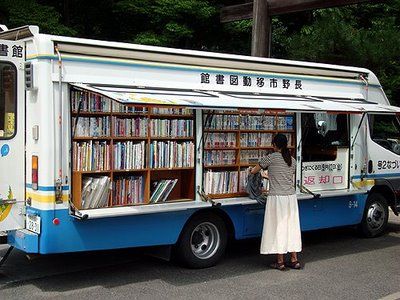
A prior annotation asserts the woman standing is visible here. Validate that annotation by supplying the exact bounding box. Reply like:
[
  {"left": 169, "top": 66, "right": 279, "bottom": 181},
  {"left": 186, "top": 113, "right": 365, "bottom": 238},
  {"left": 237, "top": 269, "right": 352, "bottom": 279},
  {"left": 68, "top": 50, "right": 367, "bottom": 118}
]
[{"left": 251, "top": 133, "right": 302, "bottom": 271}]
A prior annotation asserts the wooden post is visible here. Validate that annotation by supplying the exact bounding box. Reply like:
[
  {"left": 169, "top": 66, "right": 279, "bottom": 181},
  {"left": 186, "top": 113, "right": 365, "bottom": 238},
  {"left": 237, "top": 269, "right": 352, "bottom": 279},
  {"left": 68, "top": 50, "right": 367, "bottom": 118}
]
[{"left": 251, "top": 0, "right": 271, "bottom": 57}]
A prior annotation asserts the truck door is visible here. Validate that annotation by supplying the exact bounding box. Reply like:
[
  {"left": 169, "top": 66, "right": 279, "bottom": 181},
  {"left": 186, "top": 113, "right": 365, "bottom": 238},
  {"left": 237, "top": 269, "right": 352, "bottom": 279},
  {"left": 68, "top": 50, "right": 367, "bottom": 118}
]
[
  {"left": 0, "top": 40, "right": 25, "bottom": 231},
  {"left": 367, "top": 113, "right": 400, "bottom": 214},
  {"left": 300, "top": 113, "right": 350, "bottom": 192}
]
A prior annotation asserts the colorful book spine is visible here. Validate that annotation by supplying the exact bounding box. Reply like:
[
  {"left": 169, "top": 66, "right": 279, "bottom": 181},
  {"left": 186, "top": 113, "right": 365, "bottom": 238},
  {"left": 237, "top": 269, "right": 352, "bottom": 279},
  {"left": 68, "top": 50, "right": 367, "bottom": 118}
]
[
  {"left": 73, "top": 140, "right": 110, "bottom": 171},
  {"left": 113, "top": 141, "right": 146, "bottom": 170},
  {"left": 205, "top": 133, "right": 236, "bottom": 148},
  {"left": 240, "top": 115, "right": 275, "bottom": 130},
  {"left": 204, "top": 150, "right": 236, "bottom": 166},
  {"left": 203, "top": 170, "right": 238, "bottom": 194},
  {"left": 150, "top": 179, "right": 178, "bottom": 203},
  {"left": 113, "top": 176, "right": 144, "bottom": 205},
  {"left": 240, "top": 133, "right": 272, "bottom": 147},
  {"left": 204, "top": 115, "right": 239, "bottom": 130},
  {"left": 277, "top": 116, "right": 294, "bottom": 130},
  {"left": 240, "top": 150, "right": 261, "bottom": 164},
  {"left": 150, "top": 119, "right": 193, "bottom": 137},
  {"left": 113, "top": 103, "right": 147, "bottom": 114},
  {"left": 152, "top": 108, "right": 193, "bottom": 115},
  {"left": 71, "top": 89, "right": 111, "bottom": 112},
  {"left": 73, "top": 117, "right": 111, "bottom": 137},
  {"left": 149, "top": 141, "right": 194, "bottom": 168},
  {"left": 113, "top": 117, "right": 148, "bottom": 137}
]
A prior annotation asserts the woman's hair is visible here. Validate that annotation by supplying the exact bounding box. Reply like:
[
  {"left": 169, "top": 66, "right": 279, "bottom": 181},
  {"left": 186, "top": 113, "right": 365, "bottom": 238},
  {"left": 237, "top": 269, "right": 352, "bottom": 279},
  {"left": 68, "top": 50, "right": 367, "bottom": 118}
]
[{"left": 273, "top": 133, "right": 292, "bottom": 167}]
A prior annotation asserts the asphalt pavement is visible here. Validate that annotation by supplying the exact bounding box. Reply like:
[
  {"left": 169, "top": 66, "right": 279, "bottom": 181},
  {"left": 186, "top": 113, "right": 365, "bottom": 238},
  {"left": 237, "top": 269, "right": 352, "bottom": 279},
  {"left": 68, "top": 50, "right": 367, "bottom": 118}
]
[{"left": 0, "top": 212, "right": 399, "bottom": 300}]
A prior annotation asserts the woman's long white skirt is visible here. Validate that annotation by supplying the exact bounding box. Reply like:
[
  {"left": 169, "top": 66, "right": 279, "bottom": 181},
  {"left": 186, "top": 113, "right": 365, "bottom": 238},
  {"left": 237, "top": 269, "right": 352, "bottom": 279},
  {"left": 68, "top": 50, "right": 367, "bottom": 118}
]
[{"left": 260, "top": 194, "right": 302, "bottom": 254}]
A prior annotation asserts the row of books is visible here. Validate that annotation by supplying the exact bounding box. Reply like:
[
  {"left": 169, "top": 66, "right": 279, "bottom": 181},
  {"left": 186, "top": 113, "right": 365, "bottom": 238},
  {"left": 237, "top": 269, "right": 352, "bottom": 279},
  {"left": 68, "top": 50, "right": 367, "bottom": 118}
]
[
  {"left": 113, "top": 141, "right": 146, "bottom": 170},
  {"left": 149, "top": 141, "right": 195, "bottom": 168},
  {"left": 113, "top": 176, "right": 145, "bottom": 205},
  {"left": 277, "top": 116, "right": 294, "bottom": 130},
  {"left": 113, "top": 103, "right": 148, "bottom": 114},
  {"left": 73, "top": 117, "right": 111, "bottom": 137},
  {"left": 150, "top": 179, "right": 178, "bottom": 203},
  {"left": 240, "top": 149, "right": 271, "bottom": 164},
  {"left": 240, "top": 133, "right": 273, "bottom": 147},
  {"left": 81, "top": 176, "right": 111, "bottom": 209},
  {"left": 204, "top": 150, "right": 236, "bottom": 166},
  {"left": 150, "top": 119, "right": 193, "bottom": 138},
  {"left": 113, "top": 116, "right": 148, "bottom": 137},
  {"left": 204, "top": 170, "right": 238, "bottom": 194},
  {"left": 240, "top": 115, "right": 276, "bottom": 130},
  {"left": 205, "top": 133, "right": 236, "bottom": 148},
  {"left": 152, "top": 108, "right": 193, "bottom": 115},
  {"left": 240, "top": 150, "right": 260, "bottom": 164},
  {"left": 71, "top": 90, "right": 111, "bottom": 113},
  {"left": 204, "top": 115, "right": 239, "bottom": 130},
  {"left": 73, "top": 141, "right": 111, "bottom": 171}
]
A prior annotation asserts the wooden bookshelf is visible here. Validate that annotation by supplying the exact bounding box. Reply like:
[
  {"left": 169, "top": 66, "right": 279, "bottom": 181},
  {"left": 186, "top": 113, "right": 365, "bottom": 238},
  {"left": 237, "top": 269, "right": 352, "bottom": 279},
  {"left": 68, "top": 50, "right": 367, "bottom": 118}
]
[
  {"left": 202, "top": 109, "right": 295, "bottom": 199},
  {"left": 71, "top": 89, "right": 196, "bottom": 209}
]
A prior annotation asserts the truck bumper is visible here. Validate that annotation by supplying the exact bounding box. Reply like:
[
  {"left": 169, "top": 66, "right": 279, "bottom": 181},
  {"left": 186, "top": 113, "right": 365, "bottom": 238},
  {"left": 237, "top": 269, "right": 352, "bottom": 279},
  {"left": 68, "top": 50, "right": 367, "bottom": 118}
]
[{"left": 7, "top": 229, "right": 39, "bottom": 253}]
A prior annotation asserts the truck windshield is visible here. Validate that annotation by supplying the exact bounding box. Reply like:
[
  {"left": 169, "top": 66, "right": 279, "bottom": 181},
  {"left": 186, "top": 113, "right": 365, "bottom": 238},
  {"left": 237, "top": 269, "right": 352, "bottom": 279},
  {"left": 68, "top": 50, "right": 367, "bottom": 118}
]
[
  {"left": 0, "top": 62, "right": 16, "bottom": 139},
  {"left": 369, "top": 114, "right": 400, "bottom": 155}
]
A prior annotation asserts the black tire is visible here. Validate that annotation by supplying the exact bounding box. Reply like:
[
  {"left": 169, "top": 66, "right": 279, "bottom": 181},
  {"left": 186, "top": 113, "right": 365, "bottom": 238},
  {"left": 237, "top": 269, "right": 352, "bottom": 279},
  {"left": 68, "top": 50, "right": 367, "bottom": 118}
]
[
  {"left": 175, "top": 213, "right": 227, "bottom": 269},
  {"left": 359, "top": 193, "right": 389, "bottom": 238}
]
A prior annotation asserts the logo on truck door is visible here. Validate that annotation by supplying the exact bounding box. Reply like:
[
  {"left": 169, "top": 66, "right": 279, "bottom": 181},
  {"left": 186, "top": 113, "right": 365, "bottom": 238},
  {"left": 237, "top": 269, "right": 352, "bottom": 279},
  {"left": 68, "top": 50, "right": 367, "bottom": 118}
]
[{"left": 0, "top": 186, "right": 13, "bottom": 222}]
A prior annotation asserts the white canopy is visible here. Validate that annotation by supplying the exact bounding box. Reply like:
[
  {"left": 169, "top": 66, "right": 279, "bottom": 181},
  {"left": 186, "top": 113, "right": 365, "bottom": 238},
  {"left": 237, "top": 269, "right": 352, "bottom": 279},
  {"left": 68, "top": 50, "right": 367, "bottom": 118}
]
[{"left": 70, "top": 83, "right": 400, "bottom": 114}]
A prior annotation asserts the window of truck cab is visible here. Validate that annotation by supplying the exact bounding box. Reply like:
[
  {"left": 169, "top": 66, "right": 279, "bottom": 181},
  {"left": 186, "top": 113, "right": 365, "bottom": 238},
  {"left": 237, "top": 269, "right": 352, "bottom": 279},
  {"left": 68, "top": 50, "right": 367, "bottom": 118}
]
[
  {"left": 0, "top": 62, "right": 17, "bottom": 139},
  {"left": 369, "top": 114, "right": 400, "bottom": 155}
]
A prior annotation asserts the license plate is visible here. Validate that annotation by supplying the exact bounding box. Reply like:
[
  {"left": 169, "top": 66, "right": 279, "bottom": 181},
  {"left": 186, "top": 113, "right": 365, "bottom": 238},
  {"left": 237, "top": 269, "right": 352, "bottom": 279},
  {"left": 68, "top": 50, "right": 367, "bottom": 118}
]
[{"left": 26, "top": 214, "right": 41, "bottom": 234}]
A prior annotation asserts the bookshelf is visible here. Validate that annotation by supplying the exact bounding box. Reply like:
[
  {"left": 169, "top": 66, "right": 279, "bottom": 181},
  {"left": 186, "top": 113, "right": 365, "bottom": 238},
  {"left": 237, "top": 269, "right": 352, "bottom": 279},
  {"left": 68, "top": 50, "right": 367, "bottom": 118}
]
[
  {"left": 71, "top": 89, "right": 195, "bottom": 209},
  {"left": 202, "top": 110, "right": 295, "bottom": 199}
]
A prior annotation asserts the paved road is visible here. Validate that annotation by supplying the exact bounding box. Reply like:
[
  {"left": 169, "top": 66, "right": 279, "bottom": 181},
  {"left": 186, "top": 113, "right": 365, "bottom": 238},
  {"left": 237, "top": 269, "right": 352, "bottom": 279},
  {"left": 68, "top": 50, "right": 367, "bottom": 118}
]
[{"left": 1, "top": 213, "right": 399, "bottom": 300}]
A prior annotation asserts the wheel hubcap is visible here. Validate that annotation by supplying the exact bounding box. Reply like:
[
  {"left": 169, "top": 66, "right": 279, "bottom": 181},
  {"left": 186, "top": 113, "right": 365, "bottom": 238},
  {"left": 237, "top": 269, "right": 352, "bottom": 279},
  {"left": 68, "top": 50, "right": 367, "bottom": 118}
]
[
  {"left": 366, "top": 202, "right": 385, "bottom": 231},
  {"left": 190, "top": 222, "right": 220, "bottom": 260}
]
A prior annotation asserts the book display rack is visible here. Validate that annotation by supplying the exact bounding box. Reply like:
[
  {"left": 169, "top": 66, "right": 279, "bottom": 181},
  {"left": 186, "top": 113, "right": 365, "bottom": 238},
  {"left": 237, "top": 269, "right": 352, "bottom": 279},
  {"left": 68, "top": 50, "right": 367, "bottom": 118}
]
[
  {"left": 71, "top": 89, "right": 195, "bottom": 209},
  {"left": 202, "top": 110, "right": 295, "bottom": 199}
]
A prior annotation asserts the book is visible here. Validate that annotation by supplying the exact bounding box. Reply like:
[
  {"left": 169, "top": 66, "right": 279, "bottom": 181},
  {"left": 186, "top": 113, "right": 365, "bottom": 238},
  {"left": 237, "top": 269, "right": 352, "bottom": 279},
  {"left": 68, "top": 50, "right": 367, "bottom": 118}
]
[
  {"left": 81, "top": 176, "right": 111, "bottom": 209},
  {"left": 150, "top": 179, "right": 178, "bottom": 203}
]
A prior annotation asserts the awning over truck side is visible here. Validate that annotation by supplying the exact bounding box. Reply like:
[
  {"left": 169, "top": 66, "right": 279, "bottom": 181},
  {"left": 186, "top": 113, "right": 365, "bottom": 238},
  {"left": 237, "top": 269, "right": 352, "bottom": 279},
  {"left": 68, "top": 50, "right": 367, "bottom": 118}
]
[{"left": 70, "top": 83, "right": 400, "bottom": 114}]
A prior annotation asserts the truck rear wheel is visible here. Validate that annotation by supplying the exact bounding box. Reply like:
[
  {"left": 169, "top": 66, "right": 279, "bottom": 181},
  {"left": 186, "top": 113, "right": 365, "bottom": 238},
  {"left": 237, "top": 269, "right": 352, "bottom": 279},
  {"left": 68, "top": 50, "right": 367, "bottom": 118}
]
[
  {"left": 359, "top": 193, "right": 389, "bottom": 238},
  {"left": 176, "top": 213, "right": 227, "bottom": 268}
]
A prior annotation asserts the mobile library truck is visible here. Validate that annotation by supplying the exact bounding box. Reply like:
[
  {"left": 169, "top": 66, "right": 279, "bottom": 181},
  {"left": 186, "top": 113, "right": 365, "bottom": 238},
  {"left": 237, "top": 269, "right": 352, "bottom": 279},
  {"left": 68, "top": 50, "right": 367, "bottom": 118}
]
[{"left": 0, "top": 25, "right": 399, "bottom": 268}]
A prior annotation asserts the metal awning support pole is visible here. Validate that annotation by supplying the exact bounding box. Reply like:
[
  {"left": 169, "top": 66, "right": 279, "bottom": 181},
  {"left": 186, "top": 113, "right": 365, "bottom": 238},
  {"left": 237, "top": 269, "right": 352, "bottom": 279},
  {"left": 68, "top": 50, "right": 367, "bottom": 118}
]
[{"left": 54, "top": 46, "right": 64, "bottom": 205}]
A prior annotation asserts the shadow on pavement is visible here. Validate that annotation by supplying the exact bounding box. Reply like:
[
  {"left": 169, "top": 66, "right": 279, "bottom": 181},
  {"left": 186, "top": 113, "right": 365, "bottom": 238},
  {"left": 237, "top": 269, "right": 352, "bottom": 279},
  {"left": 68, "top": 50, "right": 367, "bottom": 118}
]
[{"left": 0, "top": 217, "right": 399, "bottom": 292}]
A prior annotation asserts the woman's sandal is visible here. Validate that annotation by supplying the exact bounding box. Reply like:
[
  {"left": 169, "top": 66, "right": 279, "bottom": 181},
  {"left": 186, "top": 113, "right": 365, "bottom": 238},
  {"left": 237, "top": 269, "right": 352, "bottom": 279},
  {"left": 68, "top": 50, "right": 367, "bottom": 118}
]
[
  {"left": 286, "top": 260, "right": 302, "bottom": 270},
  {"left": 270, "top": 262, "right": 288, "bottom": 271}
]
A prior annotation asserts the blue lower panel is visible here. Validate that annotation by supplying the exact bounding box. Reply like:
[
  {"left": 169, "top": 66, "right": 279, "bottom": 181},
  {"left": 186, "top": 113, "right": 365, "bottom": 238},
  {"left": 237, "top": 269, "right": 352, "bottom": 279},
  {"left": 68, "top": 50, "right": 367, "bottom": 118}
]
[
  {"left": 234, "top": 194, "right": 368, "bottom": 239},
  {"left": 9, "top": 194, "right": 368, "bottom": 254},
  {"left": 11, "top": 207, "right": 195, "bottom": 254}
]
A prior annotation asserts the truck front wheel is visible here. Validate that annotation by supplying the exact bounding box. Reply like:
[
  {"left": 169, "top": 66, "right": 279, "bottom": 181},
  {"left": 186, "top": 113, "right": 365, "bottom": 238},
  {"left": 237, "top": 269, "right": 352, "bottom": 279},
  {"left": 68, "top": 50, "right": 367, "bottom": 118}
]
[
  {"left": 175, "top": 213, "right": 227, "bottom": 268},
  {"left": 359, "top": 193, "right": 389, "bottom": 238}
]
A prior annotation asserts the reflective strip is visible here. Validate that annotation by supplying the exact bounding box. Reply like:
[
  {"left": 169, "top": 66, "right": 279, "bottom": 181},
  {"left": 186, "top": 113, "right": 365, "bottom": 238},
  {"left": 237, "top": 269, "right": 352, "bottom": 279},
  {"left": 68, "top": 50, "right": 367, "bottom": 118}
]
[{"left": 26, "top": 191, "right": 69, "bottom": 203}]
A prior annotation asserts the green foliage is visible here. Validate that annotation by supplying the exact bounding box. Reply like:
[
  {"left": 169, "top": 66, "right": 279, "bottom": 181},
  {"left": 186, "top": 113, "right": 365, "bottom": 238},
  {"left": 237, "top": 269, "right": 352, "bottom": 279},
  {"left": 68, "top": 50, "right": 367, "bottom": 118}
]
[{"left": 0, "top": 0, "right": 76, "bottom": 36}]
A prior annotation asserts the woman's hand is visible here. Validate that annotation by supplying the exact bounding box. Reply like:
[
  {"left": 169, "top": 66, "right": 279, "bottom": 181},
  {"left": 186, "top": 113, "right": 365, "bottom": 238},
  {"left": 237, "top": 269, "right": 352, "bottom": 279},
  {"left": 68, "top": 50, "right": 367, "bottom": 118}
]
[
  {"left": 251, "top": 164, "right": 262, "bottom": 174},
  {"left": 261, "top": 170, "right": 269, "bottom": 179}
]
